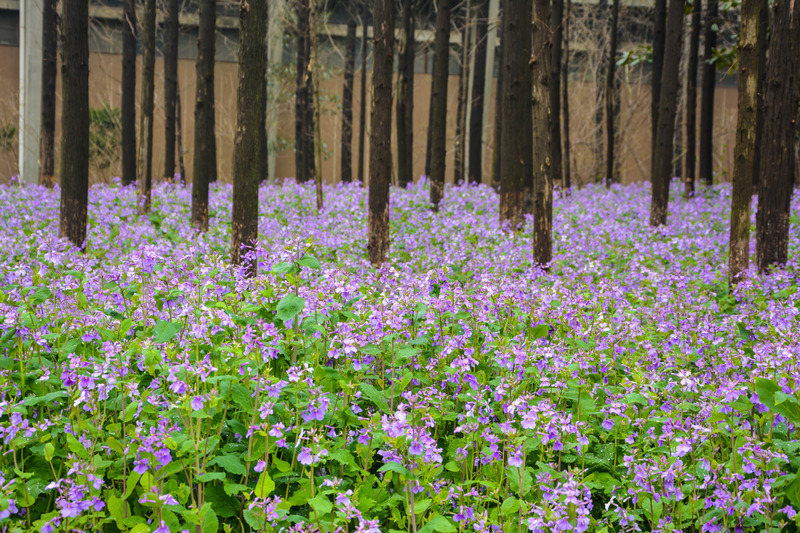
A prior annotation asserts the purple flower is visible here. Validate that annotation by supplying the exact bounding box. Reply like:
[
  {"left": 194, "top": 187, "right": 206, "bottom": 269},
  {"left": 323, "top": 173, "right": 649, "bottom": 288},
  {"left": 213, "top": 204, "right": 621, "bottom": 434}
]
[
  {"left": 155, "top": 448, "right": 172, "bottom": 467},
  {"left": 255, "top": 460, "right": 267, "bottom": 472},
  {"left": 133, "top": 457, "right": 149, "bottom": 475},
  {"left": 602, "top": 418, "right": 614, "bottom": 431},
  {"left": 409, "top": 441, "right": 424, "bottom": 455},
  {"left": 297, "top": 447, "right": 313, "bottom": 465},
  {"left": 190, "top": 396, "right": 204, "bottom": 411},
  {"left": 154, "top": 521, "right": 170, "bottom": 533}
]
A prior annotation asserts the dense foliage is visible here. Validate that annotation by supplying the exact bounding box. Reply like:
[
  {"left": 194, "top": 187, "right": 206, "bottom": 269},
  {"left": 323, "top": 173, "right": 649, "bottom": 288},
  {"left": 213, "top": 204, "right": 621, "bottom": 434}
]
[{"left": 0, "top": 180, "right": 799, "bottom": 532}]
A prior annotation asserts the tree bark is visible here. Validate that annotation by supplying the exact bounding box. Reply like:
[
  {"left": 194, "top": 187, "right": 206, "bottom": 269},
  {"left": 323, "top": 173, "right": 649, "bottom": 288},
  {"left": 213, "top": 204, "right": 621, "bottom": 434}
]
[
  {"left": 752, "top": 0, "right": 768, "bottom": 195},
  {"left": 650, "top": 0, "right": 686, "bottom": 227},
  {"left": 310, "top": 0, "right": 323, "bottom": 209},
  {"left": 604, "top": 0, "right": 619, "bottom": 188},
  {"left": 683, "top": 0, "right": 700, "bottom": 197},
  {"left": 728, "top": 0, "right": 762, "bottom": 283},
  {"left": 532, "top": 0, "right": 552, "bottom": 265},
  {"left": 425, "top": 52, "right": 435, "bottom": 178},
  {"left": 491, "top": 18, "right": 503, "bottom": 190},
  {"left": 468, "top": 0, "right": 488, "bottom": 184},
  {"left": 40, "top": 0, "right": 58, "bottom": 188},
  {"left": 357, "top": 3, "right": 369, "bottom": 183},
  {"left": 342, "top": 11, "right": 357, "bottom": 183},
  {"left": 59, "top": 0, "right": 89, "bottom": 249},
  {"left": 121, "top": 0, "right": 136, "bottom": 187},
  {"left": 562, "top": 0, "right": 571, "bottom": 190},
  {"left": 259, "top": 2, "right": 270, "bottom": 183},
  {"left": 369, "top": 0, "right": 394, "bottom": 264},
  {"left": 698, "top": 0, "right": 718, "bottom": 186},
  {"left": 593, "top": 0, "right": 608, "bottom": 182},
  {"left": 429, "top": 0, "right": 452, "bottom": 209},
  {"left": 397, "top": 0, "right": 415, "bottom": 187},
  {"left": 651, "top": 0, "right": 666, "bottom": 180},
  {"left": 295, "top": 0, "right": 311, "bottom": 182},
  {"left": 231, "top": 0, "right": 267, "bottom": 276},
  {"left": 755, "top": 0, "right": 800, "bottom": 271},
  {"left": 549, "top": 0, "right": 563, "bottom": 192},
  {"left": 498, "top": 0, "right": 530, "bottom": 228},
  {"left": 163, "top": 0, "right": 179, "bottom": 182},
  {"left": 176, "top": 90, "right": 186, "bottom": 184},
  {"left": 454, "top": 2, "right": 471, "bottom": 185},
  {"left": 192, "top": 0, "right": 216, "bottom": 231},
  {"left": 138, "top": 0, "right": 156, "bottom": 213}
]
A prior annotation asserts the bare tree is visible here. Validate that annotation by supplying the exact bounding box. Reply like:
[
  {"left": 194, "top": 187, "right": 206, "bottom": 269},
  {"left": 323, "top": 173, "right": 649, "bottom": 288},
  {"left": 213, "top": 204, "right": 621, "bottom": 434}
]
[
  {"left": 683, "top": 0, "right": 700, "bottom": 197},
  {"left": 651, "top": 0, "right": 666, "bottom": 179},
  {"left": 698, "top": 0, "right": 718, "bottom": 186},
  {"left": 454, "top": 1, "right": 471, "bottom": 184},
  {"left": 397, "top": 0, "right": 415, "bottom": 187},
  {"left": 550, "top": 0, "right": 564, "bottom": 191},
  {"left": 429, "top": 0, "right": 452, "bottom": 209},
  {"left": 562, "top": 0, "right": 571, "bottom": 190},
  {"left": 369, "top": 0, "right": 395, "bottom": 264},
  {"left": 604, "top": 0, "right": 619, "bottom": 188},
  {"left": 40, "top": 0, "right": 58, "bottom": 188},
  {"left": 310, "top": 0, "right": 323, "bottom": 209},
  {"left": 532, "top": 0, "right": 552, "bottom": 264},
  {"left": 163, "top": 0, "right": 179, "bottom": 182},
  {"left": 192, "top": 0, "right": 216, "bottom": 230},
  {"left": 357, "top": 2, "right": 369, "bottom": 183},
  {"left": 295, "top": 0, "right": 312, "bottom": 182},
  {"left": 468, "top": 0, "right": 488, "bottom": 184},
  {"left": 138, "top": 0, "right": 156, "bottom": 213},
  {"left": 341, "top": 8, "right": 357, "bottom": 183}
]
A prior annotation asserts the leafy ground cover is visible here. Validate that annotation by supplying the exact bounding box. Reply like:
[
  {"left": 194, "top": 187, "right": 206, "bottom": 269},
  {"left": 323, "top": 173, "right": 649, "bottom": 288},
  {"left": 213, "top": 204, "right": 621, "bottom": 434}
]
[{"left": 0, "top": 179, "right": 799, "bottom": 533}]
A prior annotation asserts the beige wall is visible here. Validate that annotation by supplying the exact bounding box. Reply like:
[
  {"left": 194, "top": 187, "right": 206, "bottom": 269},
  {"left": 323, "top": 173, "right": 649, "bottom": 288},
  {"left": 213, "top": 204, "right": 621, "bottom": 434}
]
[{"left": 0, "top": 44, "right": 737, "bottom": 187}]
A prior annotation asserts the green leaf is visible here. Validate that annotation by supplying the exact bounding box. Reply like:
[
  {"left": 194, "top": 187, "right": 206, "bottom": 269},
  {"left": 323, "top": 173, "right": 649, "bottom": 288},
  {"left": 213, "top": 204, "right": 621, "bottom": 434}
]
[
  {"left": 419, "top": 514, "right": 456, "bottom": 533},
  {"left": 255, "top": 471, "right": 275, "bottom": 498},
  {"left": 107, "top": 496, "right": 128, "bottom": 529},
  {"left": 531, "top": 324, "right": 549, "bottom": 339},
  {"left": 23, "top": 390, "right": 67, "bottom": 407},
  {"left": 66, "top": 434, "right": 89, "bottom": 460},
  {"left": 276, "top": 294, "right": 305, "bottom": 322},
  {"left": 207, "top": 454, "right": 246, "bottom": 476},
  {"left": 414, "top": 498, "right": 432, "bottom": 514},
  {"left": 500, "top": 496, "right": 519, "bottom": 516},
  {"left": 44, "top": 442, "right": 55, "bottom": 462},
  {"left": 298, "top": 255, "right": 322, "bottom": 269},
  {"left": 223, "top": 482, "right": 250, "bottom": 496},
  {"left": 756, "top": 378, "right": 800, "bottom": 423},
  {"left": 378, "top": 462, "right": 411, "bottom": 477},
  {"left": 153, "top": 319, "right": 180, "bottom": 343},
  {"left": 736, "top": 322, "right": 753, "bottom": 341},
  {"left": 359, "top": 383, "right": 391, "bottom": 414},
  {"left": 329, "top": 449, "right": 360, "bottom": 472},
  {"left": 129, "top": 524, "right": 150, "bottom": 533},
  {"left": 196, "top": 472, "right": 225, "bottom": 483},
  {"left": 784, "top": 473, "right": 800, "bottom": 509},
  {"left": 308, "top": 494, "right": 333, "bottom": 515},
  {"left": 202, "top": 507, "right": 218, "bottom": 533}
]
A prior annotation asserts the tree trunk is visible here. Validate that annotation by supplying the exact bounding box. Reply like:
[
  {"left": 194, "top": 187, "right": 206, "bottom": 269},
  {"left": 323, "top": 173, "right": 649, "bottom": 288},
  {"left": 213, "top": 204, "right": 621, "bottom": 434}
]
[
  {"left": 396, "top": 0, "right": 415, "bottom": 187},
  {"left": 728, "top": 0, "right": 763, "bottom": 283},
  {"left": 59, "top": 0, "right": 89, "bottom": 249},
  {"left": 429, "top": 0, "right": 452, "bottom": 209},
  {"left": 562, "top": 0, "right": 571, "bottom": 190},
  {"left": 650, "top": 0, "right": 686, "bottom": 227},
  {"left": 231, "top": 0, "right": 267, "bottom": 275},
  {"left": 425, "top": 52, "right": 435, "bottom": 178},
  {"left": 593, "top": 0, "right": 608, "bottom": 182},
  {"left": 549, "top": 0, "right": 563, "bottom": 192},
  {"left": 310, "top": 0, "right": 323, "bottom": 209},
  {"left": 604, "top": 0, "right": 619, "bottom": 188},
  {"left": 498, "top": 0, "right": 530, "bottom": 228},
  {"left": 259, "top": 2, "right": 269, "bottom": 183},
  {"left": 491, "top": 18, "right": 503, "bottom": 190},
  {"left": 163, "top": 0, "right": 179, "bottom": 182},
  {"left": 755, "top": 0, "right": 800, "bottom": 271},
  {"left": 684, "top": 0, "right": 700, "bottom": 197},
  {"left": 651, "top": 0, "right": 667, "bottom": 180},
  {"left": 176, "top": 90, "right": 186, "bottom": 184},
  {"left": 40, "top": 0, "right": 58, "bottom": 188},
  {"left": 369, "top": 0, "right": 394, "bottom": 264},
  {"left": 454, "top": 2, "right": 470, "bottom": 185},
  {"left": 138, "top": 0, "right": 156, "bottom": 213},
  {"left": 357, "top": 3, "right": 369, "bottom": 183},
  {"left": 468, "top": 0, "right": 488, "bottom": 184},
  {"left": 295, "top": 0, "right": 310, "bottom": 183},
  {"left": 342, "top": 11, "right": 357, "bottom": 183},
  {"left": 192, "top": 0, "right": 216, "bottom": 231},
  {"left": 698, "top": 0, "right": 718, "bottom": 186},
  {"left": 752, "top": 0, "right": 768, "bottom": 195},
  {"left": 532, "top": 0, "right": 552, "bottom": 265},
  {"left": 121, "top": 0, "right": 136, "bottom": 187}
]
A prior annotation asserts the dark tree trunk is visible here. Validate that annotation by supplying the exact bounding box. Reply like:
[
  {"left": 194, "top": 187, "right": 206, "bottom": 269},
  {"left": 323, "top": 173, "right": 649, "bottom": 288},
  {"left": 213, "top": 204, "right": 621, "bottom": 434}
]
[
  {"left": 396, "top": 0, "right": 415, "bottom": 187},
  {"left": 231, "top": 0, "right": 267, "bottom": 276},
  {"left": 259, "top": 2, "right": 269, "bottom": 183},
  {"left": 59, "top": 0, "right": 89, "bottom": 249},
  {"left": 593, "top": 0, "right": 608, "bottom": 182},
  {"left": 342, "top": 12, "right": 357, "bottom": 183},
  {"left": 752, "top": 0, "right": 768, "bottom": 195},
  {"left": 698, "top": 0, "right": 718, "bottom": 186},
  {"left": 491, "top": 19, "right": 503, "bottom": 190},
  {"left": 650, "top": 0, "right": 686, "bottom": 226},
  {"left": 604, "top": 0, "right": 619, "bottom": 188},
  {"left": 651, "top": 0, "right": 666, "bottom": 179},
  {"left": 310, "top": 0, "right": 323, "bottom": 209},
  {"left": 369, "top": 0, "right": 395, "bottom": 264},
  {"left": 550, "top": 0, "right": 563, "bottom": 192},
  {"left": 468, "top": 0, "right": 488, "bottom": 184},
  {"left": 121, "top": 0, "right": 136, "bottom": 187},
  {"left": 163, "top": 0, "right": 179, "bottom": 182},
  {"left": 562, "top": 0, "right": 571, "bottom": 190},
  {"left": 425, "top": 52, "right": 435, "bottom": 178},
  {"left": 295, "top": 0, "right": 311, "bottom": 182},
  {"left": 40, "top": 0, "right": 58, "bottom": 188},
  {"left": 684, "top": 0, "right": 700, "bottom": 197},
  {"left": 454, "top": 2, "right": 470, "bottom": 185},
  {"left": 429, "top": 0, "right": 452, "bottom": 209},
  {"left": 176, "top": 90, "right": 186, "bottom": 184},
  {"left": 192, "top": 0, "right": 216, "bottom": 231},
  {"left": 498, "top": 0, "right": 530, "bottom": 228},
  {"left": 728, "top": 0, "right": 763, "bottom": 283},
  {"left": 357, "top": 3, "right": 369, "bottom": 183},
  {"left": 532, "top": 0, "right": 552, "bottom": 265},
  {"left": 138, "top": 0, "right": 156, "bottom": 213},
  {"left": 756, "top": 0, "right": 800, "bottom": 271}
]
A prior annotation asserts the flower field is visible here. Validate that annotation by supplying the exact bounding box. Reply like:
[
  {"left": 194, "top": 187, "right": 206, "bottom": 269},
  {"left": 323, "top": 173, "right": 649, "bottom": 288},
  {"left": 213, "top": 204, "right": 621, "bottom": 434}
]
[{"left": 1, "top": 180, "right": 799, "bottom": 533}]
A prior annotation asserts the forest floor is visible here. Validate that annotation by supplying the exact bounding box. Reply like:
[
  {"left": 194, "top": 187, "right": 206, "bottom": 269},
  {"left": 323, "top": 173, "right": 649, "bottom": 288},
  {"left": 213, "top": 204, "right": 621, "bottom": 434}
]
[{"left": 0, "top": 180, "right": 799, "bottom": 532}]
